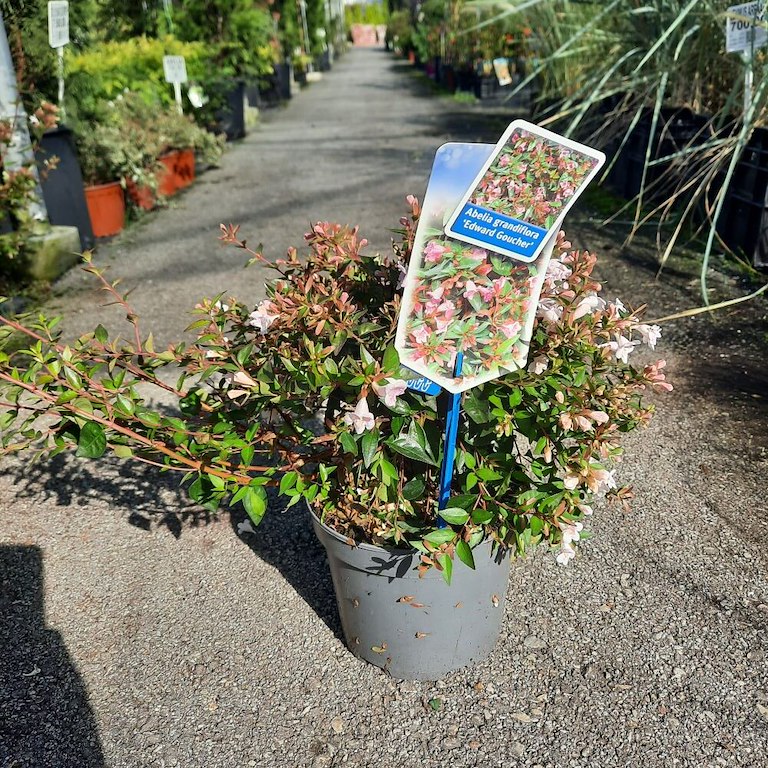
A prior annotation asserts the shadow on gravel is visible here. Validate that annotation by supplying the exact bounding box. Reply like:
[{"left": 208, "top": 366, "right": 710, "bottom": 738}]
[
  {"left": 7, "top": 456, "right": 344, "bottom": 640},
  {"left": 0, "top": 546, "right": 105, "bottom": 767},
  {"left": 228, "top": 500, "right": 344, "bottom": 642},
  {"left": 7, "top": 455, "right": 212, "bottom": 538}
]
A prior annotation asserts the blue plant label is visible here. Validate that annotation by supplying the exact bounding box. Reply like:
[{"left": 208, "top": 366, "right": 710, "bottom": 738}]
[
  {"left": 444, "top": 119, "right": 605, "bottom": 264},
  {"left": 405, "top": 372, "right": 442, "bottom": 396},
  {"left": 447, "top": 205, "right": 546, "bottom": 262}
]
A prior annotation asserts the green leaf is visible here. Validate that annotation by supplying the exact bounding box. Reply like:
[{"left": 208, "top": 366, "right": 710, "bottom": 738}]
[
  {"left": 471, "top": 507, "right": 494, "bottom": 525},
  {"left": 243, "top": 485, "right": 268, "bottom": 527},
  {"left": 112, "top": 445, "right": 133, "bottom": 459},
  {"left": 437, "top": 553, "right": 453, "bottom": 585},
  {"left": 94, "top": 324, "right": 109, "bottom": 344},
  {"left": 241, "top": 444, "right": 254, "bottom": 467},
  {"left": 339, "top": 431, "right": 357, "bottom": 455},
  {"left": 279, "top": 470, "right": 298, "bottom": 495},
  {"left": 438, "top": 507, "right": 469, "bottom": 526},
  {"left": 75, "top": 422, "right": 106, "bottom": 458},
  {"left": 464, "top": 391, "right": 491, "bottom": 423},
  {"left": 402, "top": 475, "right": 426, "bottom": 501},
  {"left": 179, "top": 390, "right": 201, "bottom": 416},
  {"left": 361, "top": 428, "right": 378, "bottom": 468},
  {"left": 424, "top": 528, "right": 456, "bottom": 546},
  {"left": 456, "top": 540, "right": 475, "bottom": 570},
  {"left": 388, "top": 434, "right": 438, "bottom": 466},
  {"left": 382, "top": 345, "right": 400, "bottom": 373}
]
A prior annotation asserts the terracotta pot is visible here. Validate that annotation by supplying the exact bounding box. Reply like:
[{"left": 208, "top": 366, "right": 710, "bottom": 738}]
[
  {"left": 125, "top": 179, "right": 156, "bottom": 211},
  {"left": 157, "top": 149, "right": 196, "bottom": 197},
  {"left": 84, "top": 181, "right": 125, "bottom": 238},
  {"left": 173, "top": 148, "right": 196, "bottom": 191},
  {"left": 157, "top": 153, "right": 178, "bottom": 197}
]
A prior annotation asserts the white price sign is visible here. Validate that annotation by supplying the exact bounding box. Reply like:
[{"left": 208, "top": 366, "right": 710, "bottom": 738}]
[
  {"left": 726, "top": 2, "right": 767, "bottom": 53},
  {"left": 47, "top": 0, "right": 69, "bottom": 49},
  {"left": 163, "top": 55, "right": 188, "bottom": 84}
]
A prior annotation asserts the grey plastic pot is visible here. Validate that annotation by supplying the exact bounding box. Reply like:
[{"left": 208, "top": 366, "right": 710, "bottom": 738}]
[{"left": 310, "top": 508, "right": 510, "bottom": 680}]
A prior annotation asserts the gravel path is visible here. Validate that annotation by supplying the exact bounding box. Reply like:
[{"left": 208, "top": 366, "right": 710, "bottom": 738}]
[{"left": 2, "top": 48, "right": 768, "bottom": 768}]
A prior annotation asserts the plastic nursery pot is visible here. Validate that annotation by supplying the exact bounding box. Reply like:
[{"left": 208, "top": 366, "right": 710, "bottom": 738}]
[
  {"left": 310, "top": 507, "right": 511, "bottom": 680},
  {"left": 157, "top": 152, "right": 180, "bottom": 197},
  {"left": 124, "top": 179, "right": 156, "bottom": 211},
  {"left": 173, "top": 149, "right": 196, "bottom": 191},
  {"left": 84, "top": 181, "right": 126, "bottom": 238}
]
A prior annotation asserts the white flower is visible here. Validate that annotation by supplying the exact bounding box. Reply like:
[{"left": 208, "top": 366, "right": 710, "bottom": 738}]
[
  {"left": 372, "top": 379, "right": 408, "bottom": 408},
  {"left": 634, "top": 323, "right": 662, "bottom": 350},
  {"left": 529, "top": 355, "right": 549, "bottom": 375},
  {"left": 213, "top": 300, "right": 230, "bottom": 313},
  {"left": 613, "top": 297, "right": 627, "bottom": 313},
  {"left": 601, "top": 334, "right": 639, "bottom": 364},
  {"left": 577, "top": 503, "right": 593, "bottom": 516},
  {"left": 248, "top": 301, "right": 277, "bottom": 333},
  {"left": 572, "top": 293, "right": 606, "bottom": 320},
  {"left": 556, "top": 542, "right": 576, "bottom": 566},
  {"left": 560, "top": 521, "right": 583, "bottom": 547},
  {"left": 343, "top": 398, "right": 375, "bottom": 434},
  {"left": 537, "top": 298, "right": 562, "bottom": 324}
]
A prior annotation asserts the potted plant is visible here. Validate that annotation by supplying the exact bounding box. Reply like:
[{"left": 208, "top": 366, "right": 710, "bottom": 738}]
[{"left": 0, "top": 199, "right": 671, "bottom": 680}]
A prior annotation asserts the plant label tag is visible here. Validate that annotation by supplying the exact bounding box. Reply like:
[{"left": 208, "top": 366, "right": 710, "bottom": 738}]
[
  {"left": 726, "top": 2, "right": 768, "bottom": 53},
  {"left": 444, "top": 120, "right": 604, "bottom": 263},
  {"left": 404, "top": 372, "right": 442, "bottom": 396},
  {"left": 163, "top": 55, "right": 188, "bottom": 84},
  {"left": 395, "top": 142, "right": 561, "bottom": 394},
  {"left": 47, "top": 1, "right": 69, "bottom": 48}
]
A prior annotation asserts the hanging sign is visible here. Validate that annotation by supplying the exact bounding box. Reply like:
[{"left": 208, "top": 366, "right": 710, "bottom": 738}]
[
  {"left": 47, "top": 1, "right": 69, "bottom": 49},
  {"left": 163, "top": 55, "right": 188, "bottom": 84},
  {"left": 444, "top": 120, "right": 604, "bottom": 264},
  {"left": 726, "top": 2, "right": 767, "bottom": 53}
]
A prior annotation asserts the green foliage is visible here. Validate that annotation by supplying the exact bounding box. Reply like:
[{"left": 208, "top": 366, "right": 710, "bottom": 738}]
[
  {"left": 0, "top": 201, "right": 670, "bottom": 573},
  {"left": 174, "top": 0, "right": 280, "bottom": 79},
  {"left": 65, "top": 36, "right": 212, "bottom": 123},
  {"left": 345, "top": 2, "right": 389, "bottom": 27},
  {"left": 484, "top": 0, "right": 768, "bottom": 299}
]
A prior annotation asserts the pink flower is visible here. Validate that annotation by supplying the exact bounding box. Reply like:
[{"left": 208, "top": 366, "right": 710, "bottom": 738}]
[
  {"left": 343, "top": 398, "right": 375, "bottom": 434},
  {"left": 644, "top": 359, "right": 673, "bottom": 392},
  {"left": 424, "top": 240, "right": 451, "bottom": 263},
  {"left": 372, "top": 379, "right": 408, "bottom": 408},
  {"left": 556, "top": 542, "right": 576, "bottom": 566},
  {"left": 498, "top": 320, "right": 522, "bottom": 339},
  {"left": 412, "top": 326, "right": 430, "bottom": 344},
  {"left": 538, "top": 298, "right": 562, "bottom": 324},
  {"left": 249, "top": 301, "right": 278, "bottom": 332}
]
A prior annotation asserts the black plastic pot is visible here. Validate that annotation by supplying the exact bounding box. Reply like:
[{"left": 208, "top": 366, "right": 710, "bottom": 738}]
[
  {"left": 215, "top": 81, "right": 247, "bottom": 141},
  {"left": 716, "top": 127, "right": 768, "bottom": 265},
  {"left": 34, "top": 126, "right": 94, "bottom": 251}
]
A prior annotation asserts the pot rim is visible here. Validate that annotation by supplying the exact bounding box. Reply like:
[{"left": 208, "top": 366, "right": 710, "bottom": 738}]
[{"left": 308, "top": 501, "right": 500, "bottom": 558}]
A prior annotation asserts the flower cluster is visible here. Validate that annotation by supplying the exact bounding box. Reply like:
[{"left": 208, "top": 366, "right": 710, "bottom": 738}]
[{"left": 471, "top": 129, "right": 599, "bottom": 229}]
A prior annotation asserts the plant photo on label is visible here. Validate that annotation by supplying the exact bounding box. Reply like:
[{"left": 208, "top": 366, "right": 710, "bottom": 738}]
[{"left": 470, "top": 128, "right": 600, "bottom": 229}]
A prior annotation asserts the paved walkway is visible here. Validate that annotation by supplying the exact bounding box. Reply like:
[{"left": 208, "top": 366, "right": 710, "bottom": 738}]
[{"left": 2, "top": 48, "right": 767, "bottom": 768}]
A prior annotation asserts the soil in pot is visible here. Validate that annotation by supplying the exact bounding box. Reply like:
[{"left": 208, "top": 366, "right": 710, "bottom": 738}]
[
  {"left": 311, "top": 509, "right": 511, "bottom": 680},
  {"left": 84, "top": 181, "right": 125, "bottom": 238}
]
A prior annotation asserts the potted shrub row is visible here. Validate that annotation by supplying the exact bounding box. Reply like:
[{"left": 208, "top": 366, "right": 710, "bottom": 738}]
[{"left": 76, "top": 93, "right": 225, "bottom": 237}]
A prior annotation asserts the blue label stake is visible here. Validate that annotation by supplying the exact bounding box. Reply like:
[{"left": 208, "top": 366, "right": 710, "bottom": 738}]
[{"left": 437, "top": 353, "right": 464, "bottom": 522}]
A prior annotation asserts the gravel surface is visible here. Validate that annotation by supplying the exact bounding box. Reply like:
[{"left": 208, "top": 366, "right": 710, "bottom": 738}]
[{"left": 2, "top": 47, "right": 768, "bottom": 768}]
